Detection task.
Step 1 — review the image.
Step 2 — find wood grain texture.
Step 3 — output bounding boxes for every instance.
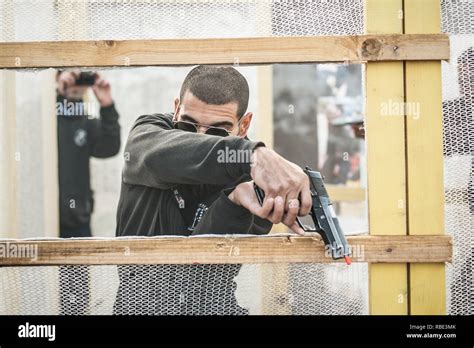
[0,34,449,68]
[404,0,446,315]
[365,0,408,315]
[0,235,452,266]
[40,70,59,238]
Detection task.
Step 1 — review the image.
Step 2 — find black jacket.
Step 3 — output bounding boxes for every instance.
[114,113,272,315]
[116,113,271,237]
[57,95,121,232]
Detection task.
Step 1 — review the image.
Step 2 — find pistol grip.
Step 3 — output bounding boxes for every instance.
[253,183,265,206]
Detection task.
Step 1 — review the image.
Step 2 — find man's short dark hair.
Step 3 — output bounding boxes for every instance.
[179,65,249,118]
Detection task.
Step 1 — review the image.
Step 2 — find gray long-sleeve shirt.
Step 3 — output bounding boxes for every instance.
[114,113,272,315]
[116,113,272,237]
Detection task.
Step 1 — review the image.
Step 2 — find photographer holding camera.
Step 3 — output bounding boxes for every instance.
[56,70,121,314]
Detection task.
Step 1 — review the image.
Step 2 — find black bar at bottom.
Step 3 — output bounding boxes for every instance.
[0,315,471,346]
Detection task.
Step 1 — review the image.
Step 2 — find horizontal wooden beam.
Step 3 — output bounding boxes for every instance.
[0,235,451,266]
[0,34,449,68]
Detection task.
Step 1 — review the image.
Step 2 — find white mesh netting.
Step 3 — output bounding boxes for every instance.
[441,0,473,316]
[0,0,369,316]
[0,262,368,315]
[0,0,471,316]
[0,0,364,42]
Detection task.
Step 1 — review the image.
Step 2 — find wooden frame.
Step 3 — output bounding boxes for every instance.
[0,235,452,266]
[40,70,60,238]
[404,0,446,315]
[366,0,408,316]
[0,71,17,239]
[0,34,448,68]
[366,0,446,315]
[0,0,449,316]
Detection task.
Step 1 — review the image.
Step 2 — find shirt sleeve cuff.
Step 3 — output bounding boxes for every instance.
[220,186,253,218]
[100,103,119,121]
[239,140,265,176]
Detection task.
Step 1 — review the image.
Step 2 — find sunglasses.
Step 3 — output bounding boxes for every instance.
[173,120,236,137]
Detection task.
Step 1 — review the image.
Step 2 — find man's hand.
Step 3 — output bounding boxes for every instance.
[92,74,113,107]
[227,181,305,235]
[250,147,312,228]
[57,70,79,96]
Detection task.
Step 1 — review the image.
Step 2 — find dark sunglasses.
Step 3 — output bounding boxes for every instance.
[173,120,235,137]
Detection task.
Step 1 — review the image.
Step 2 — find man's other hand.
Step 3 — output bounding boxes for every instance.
[227,181,305,235]
[250,147,311,227]
[92,74,113,107]
[57,69,80,96]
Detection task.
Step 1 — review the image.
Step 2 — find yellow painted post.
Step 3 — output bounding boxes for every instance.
[404,0,446,315]
[365,0,408,314]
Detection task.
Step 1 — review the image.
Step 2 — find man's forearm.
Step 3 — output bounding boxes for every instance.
[99,103,119,123]
[89,104,121,158]
[191,189,255,235]
[123,114,264,189]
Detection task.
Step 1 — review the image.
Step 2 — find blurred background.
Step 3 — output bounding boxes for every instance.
[0,0,471,316]
[0,63,367,239]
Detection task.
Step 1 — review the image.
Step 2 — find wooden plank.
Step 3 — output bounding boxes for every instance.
[0,71,17,239]
[256,66,274,154]
[370,263,408,315]
[404,0,446,315]
[365,0,408,315]
[0,34,449,68]
[0,235,452,266]
[40,69,59,238]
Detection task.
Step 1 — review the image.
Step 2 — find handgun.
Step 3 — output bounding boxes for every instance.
[254,166,352,265]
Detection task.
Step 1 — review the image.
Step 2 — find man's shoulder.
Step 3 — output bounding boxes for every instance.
[131,112,174,131]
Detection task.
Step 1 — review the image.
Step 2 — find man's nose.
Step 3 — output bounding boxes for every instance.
[196,125,209,134]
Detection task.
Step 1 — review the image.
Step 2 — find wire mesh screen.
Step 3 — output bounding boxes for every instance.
[441,0,473,316]
[0,0,368,316]
[0,0,364,42]
[0,0,471,316]
[0,263,368,315]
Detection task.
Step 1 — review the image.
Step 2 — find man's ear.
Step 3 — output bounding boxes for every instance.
[173,97,180,121]
[238,112,253,137]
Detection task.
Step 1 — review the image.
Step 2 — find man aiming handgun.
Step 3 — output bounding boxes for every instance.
[114,65,312,314]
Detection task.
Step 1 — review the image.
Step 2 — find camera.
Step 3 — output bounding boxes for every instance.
[75,72,97,86]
